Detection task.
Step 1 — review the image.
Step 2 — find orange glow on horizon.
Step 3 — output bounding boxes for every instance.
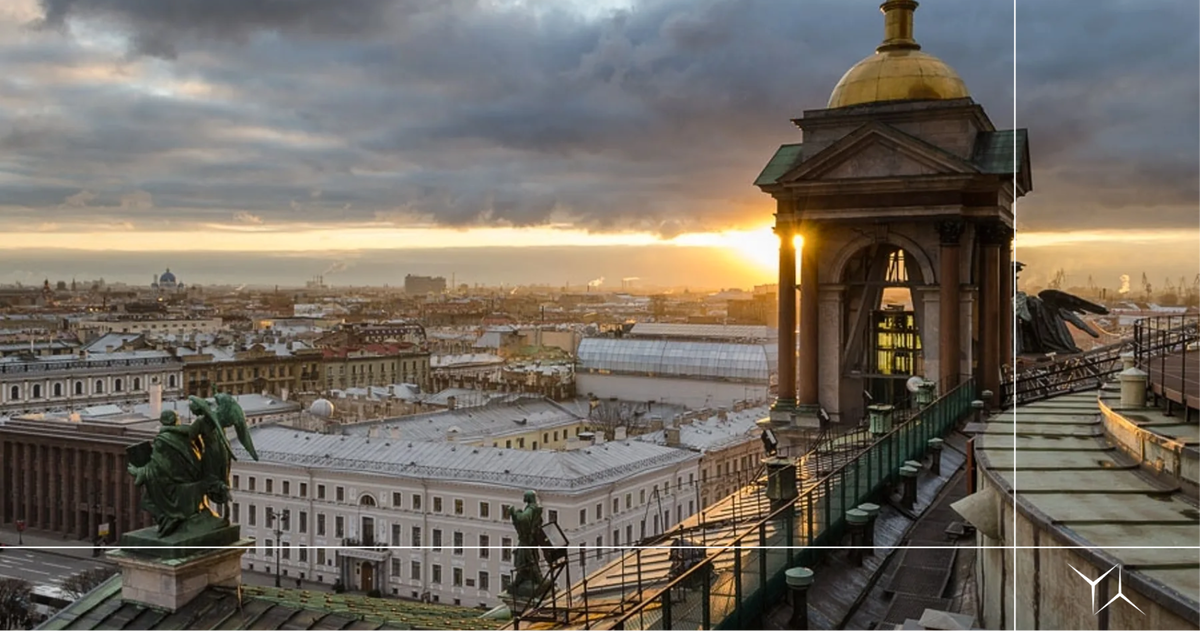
[673,225,801,272]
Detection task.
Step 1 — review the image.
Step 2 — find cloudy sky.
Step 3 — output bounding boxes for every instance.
[0,0,1196,288]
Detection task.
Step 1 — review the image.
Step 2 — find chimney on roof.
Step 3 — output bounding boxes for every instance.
[446,395,457,410]
[649,416,663,432]
[614,426,627,441]
[281,387,289,402]
[718,407,728,422]
[665,427,681,447]
[149,378,163,419]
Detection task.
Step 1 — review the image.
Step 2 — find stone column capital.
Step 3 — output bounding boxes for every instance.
[976,221,1012,246]
[936,220,965,245]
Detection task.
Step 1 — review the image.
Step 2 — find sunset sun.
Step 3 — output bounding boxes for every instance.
[673,226,797,273]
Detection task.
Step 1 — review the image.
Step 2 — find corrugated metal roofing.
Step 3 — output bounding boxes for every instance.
[238,424,698,492]
[636,403,770,451]
[343,398,581,442]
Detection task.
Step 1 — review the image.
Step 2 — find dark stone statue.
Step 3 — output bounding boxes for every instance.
[1014,262,1109,355]
[124,394,259,553]
[505,491,553,603]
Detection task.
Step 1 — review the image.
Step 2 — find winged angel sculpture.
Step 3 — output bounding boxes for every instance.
[1014,262,1109,355]
[127,394,260,536]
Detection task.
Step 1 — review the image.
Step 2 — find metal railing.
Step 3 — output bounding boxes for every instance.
[1133,315,1200,416]
[606,377,977,630]
[1000,341,1132,407]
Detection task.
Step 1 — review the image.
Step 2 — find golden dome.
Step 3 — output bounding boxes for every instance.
[827,0,970,109]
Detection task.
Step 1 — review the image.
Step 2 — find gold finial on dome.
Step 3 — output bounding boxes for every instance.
[826,0,970,109]
[878,0,920,52]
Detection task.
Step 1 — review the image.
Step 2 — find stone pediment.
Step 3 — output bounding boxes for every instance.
[778,122,978,183]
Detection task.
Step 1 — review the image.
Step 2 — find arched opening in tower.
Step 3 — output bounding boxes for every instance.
[840,244,925,409]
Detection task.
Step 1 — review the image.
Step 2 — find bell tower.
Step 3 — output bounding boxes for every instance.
[758,0,1030,433]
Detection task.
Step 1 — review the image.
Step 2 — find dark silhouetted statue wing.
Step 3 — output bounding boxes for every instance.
[1059,309,1101,338]
[1038,289,1108,316]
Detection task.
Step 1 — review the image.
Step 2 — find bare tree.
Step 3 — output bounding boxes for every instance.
[59,567,117,600]
[586,396,651,436]
[0,577,33,630]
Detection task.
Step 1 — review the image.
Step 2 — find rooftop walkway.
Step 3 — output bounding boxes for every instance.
[975,389,1199,628]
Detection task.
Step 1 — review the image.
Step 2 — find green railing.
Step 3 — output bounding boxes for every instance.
[610,377,978,630]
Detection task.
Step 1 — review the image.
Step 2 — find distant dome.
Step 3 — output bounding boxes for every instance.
[309,398,335,419]
[159,268,177,284]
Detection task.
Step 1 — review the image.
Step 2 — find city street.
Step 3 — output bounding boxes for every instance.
[0,546,112,588]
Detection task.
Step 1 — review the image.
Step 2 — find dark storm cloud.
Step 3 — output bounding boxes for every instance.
[0,0,1193,235]
[1014,1,1200,231]
[37,0,394,58]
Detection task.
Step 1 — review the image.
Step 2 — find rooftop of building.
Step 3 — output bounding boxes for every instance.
[331,383,425,402]
[626,322,776,342]
[634,403,771,452]
[576,336,776,382]
[39,576,505,630]
[3,393,300,427]
[0,348,176,368]
[974,390,1199,622]
[321,343,422,359]
[430,352,504,368]
[172,338,317,361]
[342,397,582,443]
[237,423,699,492]
[81,333,145,353]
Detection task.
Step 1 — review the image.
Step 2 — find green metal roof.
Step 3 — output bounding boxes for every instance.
[39,576,506,631]
[753,143,804,187]
[972,129,1028,174]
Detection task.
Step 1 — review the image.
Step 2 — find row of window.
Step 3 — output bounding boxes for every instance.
[234,478,695,530]
[189,364,297,382]
[234,478,505,519]
[5,374,177,401]
[238,505,681,566]
[235,504,516,558]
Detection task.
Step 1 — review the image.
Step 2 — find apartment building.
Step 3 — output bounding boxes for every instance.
[230,425,701,607]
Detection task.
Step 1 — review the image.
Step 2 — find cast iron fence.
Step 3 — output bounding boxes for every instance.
[1133,315,1200,417]
[999,341,1131,407]
[604,377,978,630]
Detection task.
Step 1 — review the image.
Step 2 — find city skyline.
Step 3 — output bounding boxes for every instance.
[1,0,1196,288]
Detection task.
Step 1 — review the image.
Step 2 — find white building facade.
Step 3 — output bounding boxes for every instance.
[76,318,224,337]
[230,426,701,608]
[0,350,184,416]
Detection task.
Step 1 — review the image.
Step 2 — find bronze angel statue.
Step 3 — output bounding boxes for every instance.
[1014,262,1109,355]
[127,394,259,536]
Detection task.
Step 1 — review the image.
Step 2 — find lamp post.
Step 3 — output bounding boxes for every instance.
[267,507,290,588]
[91,495,103,557]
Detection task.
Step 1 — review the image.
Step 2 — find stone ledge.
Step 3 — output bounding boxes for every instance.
[1097,394,1199,497]
[109,538,252,612]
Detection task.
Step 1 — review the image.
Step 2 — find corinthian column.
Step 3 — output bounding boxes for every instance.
[771,215,798,421]
[937,220,964,388]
